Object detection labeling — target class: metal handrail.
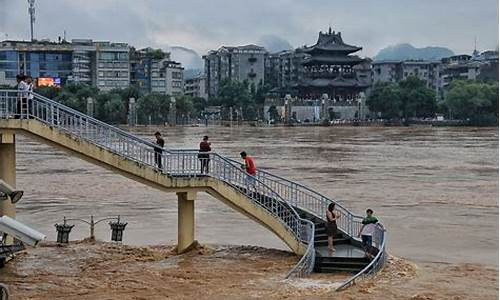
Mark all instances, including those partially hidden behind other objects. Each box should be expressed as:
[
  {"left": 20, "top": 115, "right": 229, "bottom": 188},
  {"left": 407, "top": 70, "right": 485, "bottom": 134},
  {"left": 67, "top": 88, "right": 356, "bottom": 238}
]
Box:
[
  {"left": 0, "top": 89, "right": 386, "bottom": 282},
  {"left": 0, "top": 89, "right": 316, "bottom": 278},
  {"left": 336, "top": 224, "right": 387, "bottom": 290}
]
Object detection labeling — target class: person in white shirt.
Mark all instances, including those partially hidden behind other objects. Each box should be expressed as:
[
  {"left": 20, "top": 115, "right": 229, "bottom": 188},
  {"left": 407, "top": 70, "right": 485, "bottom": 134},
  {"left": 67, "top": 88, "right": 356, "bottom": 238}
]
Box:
[
  {"left": 358, "top": 209, "right": 385, "bottom": 258},
  {"left": 16, "top": 75, "right": 29, "bottom": 119},
  {"left": 25, "top": 76, "right": 34, "bottom": 117}
]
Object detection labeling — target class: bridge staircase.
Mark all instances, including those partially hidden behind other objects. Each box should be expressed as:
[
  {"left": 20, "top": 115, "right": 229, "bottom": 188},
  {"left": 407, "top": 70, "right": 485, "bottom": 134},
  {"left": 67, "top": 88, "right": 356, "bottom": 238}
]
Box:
[{"left": 0, "top": 90, "right": 387, "bottom": 290}]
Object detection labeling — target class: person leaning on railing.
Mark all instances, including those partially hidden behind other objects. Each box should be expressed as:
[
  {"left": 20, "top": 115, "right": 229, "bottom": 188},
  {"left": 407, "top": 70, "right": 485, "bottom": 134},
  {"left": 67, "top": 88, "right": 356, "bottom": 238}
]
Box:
[
  {"left": 154, "top": 131, "right": 165, "bottom": 169},
  {"left": 198, "top": 136, "right": 211, "bottom": 174},
  {"left": 357, "top": 208, "right": 385, "bottom": 258},
  {"left": 240, "top": 151, "right": 257, "bottom": 189}
]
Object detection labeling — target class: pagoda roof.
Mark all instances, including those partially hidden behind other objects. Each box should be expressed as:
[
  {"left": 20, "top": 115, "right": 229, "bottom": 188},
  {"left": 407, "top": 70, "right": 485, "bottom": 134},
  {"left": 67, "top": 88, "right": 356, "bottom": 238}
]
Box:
[
  {"left": 301, "top": 28, "right": 362, "bottom": 54},
  {"left": 303, "top": 55, "right": 365, "bottom": 65},
  {"left": 297, "top": 77, "right": 369, "bottom": 88}
]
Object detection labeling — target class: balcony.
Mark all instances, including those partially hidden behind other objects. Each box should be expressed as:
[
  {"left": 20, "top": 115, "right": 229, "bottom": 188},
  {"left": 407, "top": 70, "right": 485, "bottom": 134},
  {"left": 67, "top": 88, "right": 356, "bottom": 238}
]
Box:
[
  {"left": 248, "top": 72, "right": 257, "bottom": 78},
  {"left": 248, "top": 57, "right": 257, "bottom": 63}
]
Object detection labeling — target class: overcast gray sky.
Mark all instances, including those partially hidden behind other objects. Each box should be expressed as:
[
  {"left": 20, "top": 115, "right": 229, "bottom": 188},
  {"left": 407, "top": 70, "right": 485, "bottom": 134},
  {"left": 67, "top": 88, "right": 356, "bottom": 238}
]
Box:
[{"left": 0, "top": 0, "right": 498, "bottom": 59}]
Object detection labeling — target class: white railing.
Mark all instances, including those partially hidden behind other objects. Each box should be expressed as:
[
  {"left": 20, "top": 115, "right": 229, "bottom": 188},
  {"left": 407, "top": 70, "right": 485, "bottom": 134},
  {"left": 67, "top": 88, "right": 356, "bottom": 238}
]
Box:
[
  {"left": 0, "top": 90, "right": 315, "bottom": 278},
  {"left": 0, "top": 89, "right": 386, "bottom": 282}
]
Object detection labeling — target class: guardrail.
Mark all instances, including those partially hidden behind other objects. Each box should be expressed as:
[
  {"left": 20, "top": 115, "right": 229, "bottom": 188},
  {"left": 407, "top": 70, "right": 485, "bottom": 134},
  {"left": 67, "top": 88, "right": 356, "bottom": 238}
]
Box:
[
  {"left": 336, "top": 224, "right": 387, "bottom": 291},
  {"left": 0, "top": 90, "right": 316, "bottom": 278},
  {"left": 0, "top": 90, "right": 386, "bottom": 283}
]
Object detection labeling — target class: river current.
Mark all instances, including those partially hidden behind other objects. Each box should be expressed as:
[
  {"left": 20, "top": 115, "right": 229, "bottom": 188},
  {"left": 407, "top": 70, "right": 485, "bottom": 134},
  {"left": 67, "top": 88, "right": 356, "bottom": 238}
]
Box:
[{"left": 14, "top": 126, "right": 498, "bottom": 266}]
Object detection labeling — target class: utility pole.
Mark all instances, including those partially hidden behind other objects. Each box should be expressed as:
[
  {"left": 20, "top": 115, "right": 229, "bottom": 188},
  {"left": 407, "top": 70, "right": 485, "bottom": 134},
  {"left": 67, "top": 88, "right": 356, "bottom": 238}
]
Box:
[{"left": 28, "top": 0, "right": 36, "bottom": 41}]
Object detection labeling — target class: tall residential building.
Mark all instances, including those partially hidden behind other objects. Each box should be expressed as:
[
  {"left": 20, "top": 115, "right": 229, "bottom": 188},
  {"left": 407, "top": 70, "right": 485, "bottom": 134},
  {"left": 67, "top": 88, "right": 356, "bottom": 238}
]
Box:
[
  {"left": 70, "top": 39, "right": 96, "bottom": 85},
  {"left": 184, "top": 73, "right": 208, "bottom": 99},
  {"left": 130, "top": 47, "right": 171, "bottom": 94},
  {"left": 94, "top": 41, "right": 130, "bottom": 91},
  {"left": 164, "top": 60, "right": 184, "bottom": 96},
  {"left": 203, "top": 44, "right": 267, "bottom": 97},
  {"left": 265, "top": 50, "right": 306, "bottom": 95}
]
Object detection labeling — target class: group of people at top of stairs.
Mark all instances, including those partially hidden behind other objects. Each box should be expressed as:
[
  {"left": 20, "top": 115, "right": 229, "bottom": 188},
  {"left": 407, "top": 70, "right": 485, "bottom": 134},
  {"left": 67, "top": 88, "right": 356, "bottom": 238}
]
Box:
[
  {"left": 153, "top": 133, "right": 257, "bottom": 186},
  {"left": 14, "top": 74, "right": 34, "bottom": 119},
  {"left": 326, "top": 204, "right": 385, "bottom": 258}
]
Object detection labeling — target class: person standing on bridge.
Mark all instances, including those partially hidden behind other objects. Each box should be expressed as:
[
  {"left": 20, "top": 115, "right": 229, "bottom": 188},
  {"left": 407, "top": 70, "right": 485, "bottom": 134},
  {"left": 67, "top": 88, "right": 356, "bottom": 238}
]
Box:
[
  {"left": 326, "top": 202, "right": 340, "bottom": 254},
  {"left": 154, "top": 131, "right": 165, "bottom": 170},
  {"left": 198, "top": 136, "right": 211, "bottom": 174},
  {"left": 240, "top": 151, "right": 257, "bottom": 189},
  {"left": 358, "top": 209, "right": 384, "bottom": 258},
  {"left": 15, "top": 75, "right": 28, "bottom": 119}
]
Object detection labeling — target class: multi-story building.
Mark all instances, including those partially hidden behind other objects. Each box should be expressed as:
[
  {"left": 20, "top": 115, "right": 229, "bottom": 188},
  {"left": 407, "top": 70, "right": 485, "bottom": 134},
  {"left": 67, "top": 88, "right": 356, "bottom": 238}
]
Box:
[
  {"left": 164, "top": 60, "right": 184, "bottom": 96},
  {"left": 184, "top": 73, "right": 208, "bottom": 99},
  {"left": 372, "top": 60, "right": 442, "bottom": 95},
  {"left": 0, "top": 40, "right": 73, "bottom": 86},
  {"left": 265, "top": 50, "right": 306, "bottom": 96},
  {"left": 130, "top": 47, "right": 171, "bottom": 94},
  {"left": 203, "top": 44, "right": 267, "bottom": 97},
  {"left": 70, "top": 39, "right": 95, "bottom": 85},
  {"left": 0, "top": 39, "right": 131, "bottom": 90},
  {"left": 94, "top": 41, "right": 130, "bottom": 91}
]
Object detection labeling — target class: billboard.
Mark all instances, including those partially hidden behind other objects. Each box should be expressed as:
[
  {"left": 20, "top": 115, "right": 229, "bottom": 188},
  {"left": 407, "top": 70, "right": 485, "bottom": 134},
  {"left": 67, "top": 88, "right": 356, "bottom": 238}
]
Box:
[{"left": 37, "top": 77, "right": 61, "bottom": 87}]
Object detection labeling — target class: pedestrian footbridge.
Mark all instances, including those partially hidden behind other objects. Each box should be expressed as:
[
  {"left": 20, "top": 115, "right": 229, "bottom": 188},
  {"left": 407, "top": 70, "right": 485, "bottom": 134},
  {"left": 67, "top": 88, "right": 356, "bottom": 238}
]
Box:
[{"left": 0, "top": 90, "right": 386, "bottom": 290}]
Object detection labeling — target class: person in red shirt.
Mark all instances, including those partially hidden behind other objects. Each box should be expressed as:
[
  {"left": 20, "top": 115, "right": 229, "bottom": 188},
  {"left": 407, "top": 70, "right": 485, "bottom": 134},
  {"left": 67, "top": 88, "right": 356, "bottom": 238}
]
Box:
[
  {"left": 240, "top": 151, "right": 256, "bottom": 188},
  {"left": 198, "top": 135, "right": 211, "bottom": 174}
]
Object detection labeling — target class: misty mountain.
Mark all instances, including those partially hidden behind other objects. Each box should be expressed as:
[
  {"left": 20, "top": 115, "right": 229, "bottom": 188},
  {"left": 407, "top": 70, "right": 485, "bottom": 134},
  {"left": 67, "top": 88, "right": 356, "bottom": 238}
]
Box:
[
  {"left": 168, "top": 46, "right": 203, "bottom": 69},
  {"left": 257, "top": 35, "right": 293, "bottom": 53},
  {"left": 374, "top": 43, "right": 455, "bottom": 61}
]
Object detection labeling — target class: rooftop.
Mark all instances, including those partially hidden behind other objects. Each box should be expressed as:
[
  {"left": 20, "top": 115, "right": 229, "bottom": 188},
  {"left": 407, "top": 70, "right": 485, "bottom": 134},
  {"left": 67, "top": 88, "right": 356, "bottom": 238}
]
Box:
[{"left": 301, "top": 27, "right": 362, "bottom": 54}]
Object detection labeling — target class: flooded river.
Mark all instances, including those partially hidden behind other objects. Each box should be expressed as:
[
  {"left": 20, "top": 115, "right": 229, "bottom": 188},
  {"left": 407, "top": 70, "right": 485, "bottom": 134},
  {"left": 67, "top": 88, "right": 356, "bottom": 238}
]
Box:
[{"left": 14, "top": 126, "right": 498, "bottom": 267}]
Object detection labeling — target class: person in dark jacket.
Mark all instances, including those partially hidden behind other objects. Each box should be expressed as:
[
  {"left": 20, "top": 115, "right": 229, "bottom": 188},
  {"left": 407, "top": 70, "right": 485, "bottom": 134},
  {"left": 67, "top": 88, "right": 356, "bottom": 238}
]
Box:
[
  {"left": 154, "top": 131, "right": 165, "bottom": 169},
  {"left": 326, "top": 202, "right": 340, "bottom": 254},
  {"left": 198, "top": 135, "right": 211, "bottom": 174}
]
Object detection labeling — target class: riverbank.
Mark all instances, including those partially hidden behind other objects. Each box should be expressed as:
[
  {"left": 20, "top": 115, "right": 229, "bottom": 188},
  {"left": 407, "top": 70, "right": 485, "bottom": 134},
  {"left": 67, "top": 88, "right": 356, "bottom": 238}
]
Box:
[{"left": 1, "top": 240, "right": 497, "bottom": 299}]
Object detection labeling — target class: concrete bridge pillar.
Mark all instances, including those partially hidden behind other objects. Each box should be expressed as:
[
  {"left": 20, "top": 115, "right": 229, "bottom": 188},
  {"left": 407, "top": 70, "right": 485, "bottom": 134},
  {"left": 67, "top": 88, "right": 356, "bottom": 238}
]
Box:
[
  {"left": 177, "top": 191, "right": 196, "bottom": 253},
  {"left": 0, "top": 133, "right": 16, "bottom": 245}
]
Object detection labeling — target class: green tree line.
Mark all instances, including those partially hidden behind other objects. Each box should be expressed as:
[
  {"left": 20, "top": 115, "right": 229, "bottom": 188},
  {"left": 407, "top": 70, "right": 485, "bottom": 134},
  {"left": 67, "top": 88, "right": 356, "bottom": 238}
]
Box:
[
  {"left": 367, "top": 76, "right": 498, "bottom": 125},
  {"left": 34, "top": 83, "right": 207, "bottom": 125}
]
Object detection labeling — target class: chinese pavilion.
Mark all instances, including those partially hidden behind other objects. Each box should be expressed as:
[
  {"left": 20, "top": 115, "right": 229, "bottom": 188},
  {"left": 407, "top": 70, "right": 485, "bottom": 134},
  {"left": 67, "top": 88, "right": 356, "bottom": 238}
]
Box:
[{"left": 296, "top": 27, "right": 370, "bottom": 101}]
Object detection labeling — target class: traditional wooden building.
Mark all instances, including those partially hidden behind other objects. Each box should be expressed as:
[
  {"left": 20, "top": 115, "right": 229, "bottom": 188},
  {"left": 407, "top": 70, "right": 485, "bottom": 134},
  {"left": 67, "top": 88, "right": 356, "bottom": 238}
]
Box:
[{"left": 296, "top": 27, "right": 370, "bottom": 101}]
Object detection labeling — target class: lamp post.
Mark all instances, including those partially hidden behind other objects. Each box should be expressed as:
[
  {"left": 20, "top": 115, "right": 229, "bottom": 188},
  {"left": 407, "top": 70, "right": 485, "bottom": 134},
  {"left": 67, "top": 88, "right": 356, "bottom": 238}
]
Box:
[{"left": 55, "top": 215, "right": 126, "bottom": 243}]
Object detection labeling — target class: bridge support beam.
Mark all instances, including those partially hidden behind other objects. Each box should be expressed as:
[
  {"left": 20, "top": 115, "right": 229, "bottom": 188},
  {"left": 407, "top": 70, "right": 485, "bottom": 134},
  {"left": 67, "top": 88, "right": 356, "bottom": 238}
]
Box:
[
  {"left": 177, "top": 191, "right": 196, "bottom": 254},
  {"left": 0, "top": 133, "right": 16, "bottom": 245}
]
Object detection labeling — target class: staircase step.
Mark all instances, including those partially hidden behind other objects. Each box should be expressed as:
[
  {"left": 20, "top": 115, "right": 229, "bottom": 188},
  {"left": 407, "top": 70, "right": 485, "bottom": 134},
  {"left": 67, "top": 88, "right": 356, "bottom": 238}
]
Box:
[
  {"left": 314, "top": 265, "right": 365, "bottom": 274},
  {"left": 315, "top": 260, "right": 369, "bottom": 269},
  {"left": 317, "top": 255, "right": 371, "bottom": 263},
  {"left": 314, "top": 238, "right": 350, "bottom": 247}
]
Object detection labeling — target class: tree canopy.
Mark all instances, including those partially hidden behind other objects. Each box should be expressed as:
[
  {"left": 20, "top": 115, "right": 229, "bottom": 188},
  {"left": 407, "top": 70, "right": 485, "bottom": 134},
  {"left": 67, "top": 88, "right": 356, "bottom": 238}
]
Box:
[
  {"left": 444, "top": 80, "right": 498, "bottom": 125},
  {"left": 367, "top": 76, "right": 437, "bottom": 119}
]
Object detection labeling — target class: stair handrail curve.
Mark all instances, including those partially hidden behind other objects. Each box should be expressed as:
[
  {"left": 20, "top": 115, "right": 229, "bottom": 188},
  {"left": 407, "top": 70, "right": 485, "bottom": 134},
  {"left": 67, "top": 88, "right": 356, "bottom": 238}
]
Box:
[
  {"left": 0, "top": 89, "right": 316, "bottom": 278},
  {"left": 336, "top": 224, "right": 387, "bottom": 291},
  {"left": 222, "top": 158, "right": 388, "bottom": 288}
]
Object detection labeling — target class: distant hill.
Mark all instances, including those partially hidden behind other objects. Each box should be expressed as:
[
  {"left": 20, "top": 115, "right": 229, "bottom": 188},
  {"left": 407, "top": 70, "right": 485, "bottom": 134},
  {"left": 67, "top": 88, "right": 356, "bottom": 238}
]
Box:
[{"left": 374, "top": 43, "right": 455, "bottom": 61}]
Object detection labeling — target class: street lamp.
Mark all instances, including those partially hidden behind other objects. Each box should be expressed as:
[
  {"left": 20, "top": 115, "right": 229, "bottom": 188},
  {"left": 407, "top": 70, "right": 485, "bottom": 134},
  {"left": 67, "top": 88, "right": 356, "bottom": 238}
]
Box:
[{"left": 55, "top": 215, "right": 126, "bottom": 244}]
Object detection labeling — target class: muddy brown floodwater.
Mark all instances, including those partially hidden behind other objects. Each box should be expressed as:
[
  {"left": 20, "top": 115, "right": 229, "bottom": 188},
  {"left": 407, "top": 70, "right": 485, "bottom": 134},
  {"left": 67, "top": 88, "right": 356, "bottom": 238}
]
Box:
[{"left": 1, "top": 126, "right": 498, "bottom": 299}]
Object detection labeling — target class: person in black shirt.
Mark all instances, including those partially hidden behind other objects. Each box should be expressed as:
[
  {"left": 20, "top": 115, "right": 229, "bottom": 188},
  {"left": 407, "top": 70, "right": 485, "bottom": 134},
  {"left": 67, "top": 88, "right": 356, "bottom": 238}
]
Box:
[
  {"left": 198, "top": 135, "right": 211, "bottom": 174},
  {"left": 154, "top": 131, "right": 165, "bottom": 169}
]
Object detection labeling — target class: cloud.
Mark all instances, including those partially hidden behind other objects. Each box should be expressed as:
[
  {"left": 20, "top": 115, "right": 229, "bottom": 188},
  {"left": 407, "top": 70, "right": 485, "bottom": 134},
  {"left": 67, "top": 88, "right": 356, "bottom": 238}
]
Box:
[
  {"left": 257, "top": 35, "right": 293, "bottom": 53},
  {"left": 0, "top": 0, "right": 498, "bottom": 59}
]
